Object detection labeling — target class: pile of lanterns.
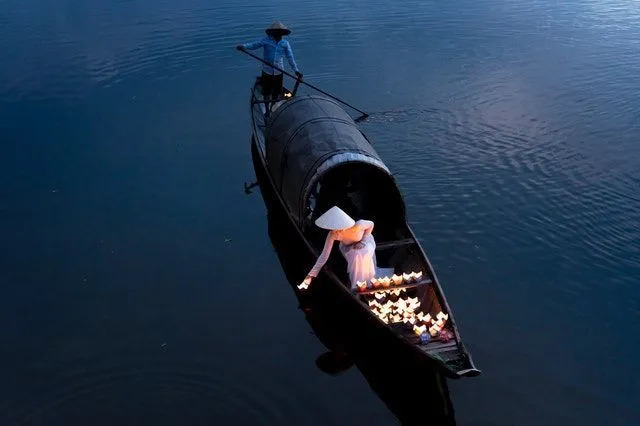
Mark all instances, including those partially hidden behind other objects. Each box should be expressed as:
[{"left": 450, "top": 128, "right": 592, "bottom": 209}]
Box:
[
  {"left": 366, "top": 292, "right": 451, "bottom": 342},
  {"left": 355, "top": 271, "right": 424, "bottom": 292}
]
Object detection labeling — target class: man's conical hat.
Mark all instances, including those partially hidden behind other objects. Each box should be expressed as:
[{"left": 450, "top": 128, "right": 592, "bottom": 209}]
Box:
[{"left": 265, "top": 21, "right": 291, "bottom": 36}]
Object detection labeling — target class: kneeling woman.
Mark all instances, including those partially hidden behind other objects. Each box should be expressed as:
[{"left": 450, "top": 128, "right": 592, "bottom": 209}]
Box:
[{"left": 302, "top": 206, "right": 378, "bottom": 289}]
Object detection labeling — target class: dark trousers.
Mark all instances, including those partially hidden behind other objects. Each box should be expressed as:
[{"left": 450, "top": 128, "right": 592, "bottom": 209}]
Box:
[{"left": 261, "top": 71, "right": 283, "bottom": 100}]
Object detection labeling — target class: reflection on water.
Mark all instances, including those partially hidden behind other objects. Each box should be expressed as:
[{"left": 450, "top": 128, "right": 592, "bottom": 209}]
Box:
[{"left": 266, "top": 203, "right": 456, "bottom": 426}]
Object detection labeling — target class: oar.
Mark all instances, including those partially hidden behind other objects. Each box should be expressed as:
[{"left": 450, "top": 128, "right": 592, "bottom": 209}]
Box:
[{"left": 237, "top": 47, "right": 369, "bottom": 122}]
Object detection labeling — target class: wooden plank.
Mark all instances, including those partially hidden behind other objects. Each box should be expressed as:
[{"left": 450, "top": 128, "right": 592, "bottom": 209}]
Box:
[
  {"left": 355, "top": 278, "right": 432, "bottom": 295},
  {"left": 375, "top": 238, "right": 415, "bottom": 250}
]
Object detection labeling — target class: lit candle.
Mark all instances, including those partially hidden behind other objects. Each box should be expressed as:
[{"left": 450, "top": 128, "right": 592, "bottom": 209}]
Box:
[
  {"left": 375, "top": 292, "right": 384, "bottom": 300},
  {"left": 371, "top": 278, "right": 381, "bottom": 288},
  {"left": 412, "top": 271, "right": 423, "bottom": 281},
  {"left": 391, "top": 314, "right": 402, "bottom": 323},
  {"left": 391, "top": 274, "right": 403, "bottom": 286},
  {"left": 424, "top": 313, "right": 432, "bottom": 323},
  {"left": 416, "top": 312, "right": 424, "bottom": 321},
  {"left": 413, "top": 324, "right": 427, "bottom": 335},
  {"left": 380, "top": 277, "right": 391, "bottom": 287},
  {"left": 356, "top": 281, "right": 368, "bottom": 292},
  {"left": 437, "top": 312, "right": 449, "bottom": 321},
  {"left": 402, "top": 272, "right": 412, "bottom": 282},
  {"left": 408, "top": 317, "right": 416, "bottom": 325},
  {"left": 435, "top": 319, "right": 444, "bottom": 327}
]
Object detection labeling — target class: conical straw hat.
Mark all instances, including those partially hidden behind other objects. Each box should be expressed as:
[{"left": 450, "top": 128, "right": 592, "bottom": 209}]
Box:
[
  {"left": 265, "top": 21, "right": 291, "bottom": 35},
  {"left": 314, "top": 206, "right": 355, "bottom": 230}
]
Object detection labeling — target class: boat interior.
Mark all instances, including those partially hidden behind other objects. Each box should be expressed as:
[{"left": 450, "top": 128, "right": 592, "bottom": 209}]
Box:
[{"left": 303, "top": 162, "right": 446, "bottom": 321}]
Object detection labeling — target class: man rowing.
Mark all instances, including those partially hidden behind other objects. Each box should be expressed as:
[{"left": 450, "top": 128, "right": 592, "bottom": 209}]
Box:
[{"left": 237, "top": 21, "right": 303, "bottom": 106}]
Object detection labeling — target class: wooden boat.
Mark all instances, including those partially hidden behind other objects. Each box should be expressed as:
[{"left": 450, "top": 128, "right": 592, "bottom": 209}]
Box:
[{"left": 248, "top": 79, "right": 481, "bottom": 378}]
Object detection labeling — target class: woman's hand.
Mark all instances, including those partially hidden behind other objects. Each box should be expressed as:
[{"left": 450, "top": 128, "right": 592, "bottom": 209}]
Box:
[{"left": 297, "top": 275, "right": 313, "bottom": 290}]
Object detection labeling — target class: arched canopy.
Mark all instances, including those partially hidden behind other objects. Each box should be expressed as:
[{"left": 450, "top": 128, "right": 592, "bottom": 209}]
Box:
[{"left": 265, "top": 95, "right": 399, "bottom": 225}]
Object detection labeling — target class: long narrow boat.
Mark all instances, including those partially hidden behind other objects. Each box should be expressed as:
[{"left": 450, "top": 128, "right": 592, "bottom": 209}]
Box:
[{"left": 249, "top": 79, "right": 480, "bottom": 378}]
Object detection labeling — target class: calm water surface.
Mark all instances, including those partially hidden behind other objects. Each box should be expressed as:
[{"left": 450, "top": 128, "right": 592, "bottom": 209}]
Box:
[{"left": 1, "top": 0, "right": 639, "bottom": 424}]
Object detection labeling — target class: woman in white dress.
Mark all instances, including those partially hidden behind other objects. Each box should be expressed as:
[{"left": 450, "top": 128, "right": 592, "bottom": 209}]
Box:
[{"left": 301, "top": 206, "right": 378, "bottom": 290}]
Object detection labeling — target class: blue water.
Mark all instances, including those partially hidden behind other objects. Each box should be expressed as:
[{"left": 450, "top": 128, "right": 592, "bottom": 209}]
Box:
[{"left": 1, "top": 0, "right": 639, "bottom": 424}]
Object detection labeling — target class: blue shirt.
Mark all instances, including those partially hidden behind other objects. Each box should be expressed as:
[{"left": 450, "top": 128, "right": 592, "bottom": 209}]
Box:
[{"left": 242, "top": 36, "right": 299, "bottom": 75}]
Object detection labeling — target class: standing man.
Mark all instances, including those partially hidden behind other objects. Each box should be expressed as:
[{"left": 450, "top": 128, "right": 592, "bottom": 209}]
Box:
[{"left": 237, "top": 21, "right": 302, "bottom": 103}]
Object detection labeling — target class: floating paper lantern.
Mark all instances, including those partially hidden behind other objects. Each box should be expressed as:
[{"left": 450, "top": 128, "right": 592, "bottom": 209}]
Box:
[
  {"left": 413, "top": 324, "right": 427, "bottom": 335},
  {"left": 424, "top": 313, "right": 432, "bottom": 323},
  {"left": 429, "top": 326, "right": 439, "bottom": 337},
  {"left": 437, "top": 312, "right": 449, "bottom": 321},
  {"left": 380, "top": 277, "right": 391, "bottom": 287},
  {"left": 391, "top": 274, "right": 403, "bottom": 286}
]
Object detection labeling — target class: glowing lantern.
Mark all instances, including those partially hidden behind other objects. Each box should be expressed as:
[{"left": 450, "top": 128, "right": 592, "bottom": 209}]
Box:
[
  {"left": 411, "top": 271, "right": 423, "bottom": 281},
  {"left": 402, "top": 272, "right": 412, "bottom": 282},
  {"left": 379, "top": 277, "right": 391, "bottom": 287},
  {"left": 375, "top": 293, "right": 384, "bottom": 300},
  {"left": 391, "top": 274, "right": 403, "bottom": 286},
  {"left": 371, "top": 278, "right": 381, "bottom": 288},
  {"left": 356, "top": 281, "right": 367, "bottom": 292},
  {"left": 297, "top": 277, "right": 311, "bottom": 290},
  {"left": 429, "top": 325, "right": 439, "bottom": 337},
  {"left": 413, "top": 324, "right": 427, "bottom": 335},
  {"left": 437, "top": 312, "right": 449, "bottom": 321},
  {"left": 424, "top": 313, "right": 432, "bottom": 323},
  {"left": 408, "top": 317, "right": 416, "bottom": 325}
]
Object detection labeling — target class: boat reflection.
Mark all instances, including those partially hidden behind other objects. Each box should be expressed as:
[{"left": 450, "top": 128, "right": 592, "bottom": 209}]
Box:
[{"left": 266, "top": 207, "right": 457, "bottom": 426}]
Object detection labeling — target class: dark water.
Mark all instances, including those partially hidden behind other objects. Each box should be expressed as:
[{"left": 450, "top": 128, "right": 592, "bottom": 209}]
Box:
[{"left": 1, "top": 0, "right": 639, "bottom": 424}]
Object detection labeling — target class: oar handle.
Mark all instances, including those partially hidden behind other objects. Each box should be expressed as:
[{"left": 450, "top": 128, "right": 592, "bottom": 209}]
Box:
[{"left": 237, "top": 47, "right": 369, "bottom": 120}]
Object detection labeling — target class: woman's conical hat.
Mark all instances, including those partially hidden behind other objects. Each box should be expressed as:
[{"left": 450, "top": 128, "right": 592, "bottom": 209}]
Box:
[
  {"left": 315, "top": 206, "right": 355, "bottom": 230},
  {"left": 265, "top": 21, "right": 291, "bottom": 36}
]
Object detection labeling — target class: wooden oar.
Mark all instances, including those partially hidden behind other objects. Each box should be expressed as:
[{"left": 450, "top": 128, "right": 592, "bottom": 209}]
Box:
[{"left": 237, "top": 46, "right": 369, "bottom": 122}]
